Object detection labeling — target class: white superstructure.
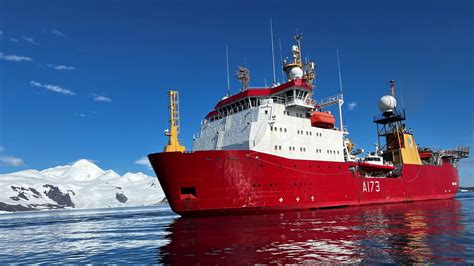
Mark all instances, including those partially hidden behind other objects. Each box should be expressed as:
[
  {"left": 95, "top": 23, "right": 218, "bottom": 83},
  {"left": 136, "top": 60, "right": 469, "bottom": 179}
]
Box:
[
  {"left": 192, "top": 81, "right": 348, "bottom": 162},
  {"left": 192, "top": 33, "right": 351, "bottom": 163}
]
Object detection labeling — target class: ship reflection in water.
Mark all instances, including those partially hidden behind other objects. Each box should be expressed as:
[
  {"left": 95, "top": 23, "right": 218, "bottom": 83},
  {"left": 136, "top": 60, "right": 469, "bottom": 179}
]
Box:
[{"left": 160, "top": 199, "right": 468, "bottom": 264}]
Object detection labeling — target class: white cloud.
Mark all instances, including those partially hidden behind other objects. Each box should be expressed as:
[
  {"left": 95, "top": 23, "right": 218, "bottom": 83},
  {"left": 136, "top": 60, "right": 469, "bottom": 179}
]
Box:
[
  {"left": 0, "top": 52, "right": 32, "bottom": 62},
  {"left": 0, "top": 155, "right": 24, "bottom": 167},
  {"left": 0, "top": 30, "right": 3, "bottom": 36},
  {"left": 30, "top": 81, "right": 76, "bottom": 96},
  {"left": 74, "top": 113, "right": 87, "bottom": 118},
  {"left": 0, "top": 145, "right": 4, "bottom": 152},
  {"left": 8, "top": 38, "right": 18, "bottom": 42},
  {"left": 47, "top": 64, "right": 76, "bottom": 71},
  {"left": 135, "top": 156, "right": 152, "bottom": 169},
  {"left": 21, "top": 35, "right": 40, "bottom": 45},
  {"left": 94, "top": 95, "right": 112, "bottom": 102},
  {"left": 44, "top": 29, "right": 65, "bottom": 37},
  {"left": 347, "top": 102, "right": 357, "bottom": 111}
]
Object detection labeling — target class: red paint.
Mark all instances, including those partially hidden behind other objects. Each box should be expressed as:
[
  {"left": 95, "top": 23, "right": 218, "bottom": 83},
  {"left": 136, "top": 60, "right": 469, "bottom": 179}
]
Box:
[
  {"left": 206, "top": 79, "right": 312, "bottom": 118},
  {"left": 148, "top": 150, "right": 459, "bottom": 216},
  {"left": 358, "top": 161, "right": 396, "bottom": 172},
  {"left": 419, "top": 152, "right": 433, "bottom": 159}
]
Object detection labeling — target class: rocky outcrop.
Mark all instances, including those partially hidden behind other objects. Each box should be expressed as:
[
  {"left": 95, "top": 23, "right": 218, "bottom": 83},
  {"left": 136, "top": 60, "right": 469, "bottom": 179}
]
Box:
[
  {"left": 43, "top": 185, "right": 74, "bottom": 207},
  {"left": 116, "top": 192, "right": 128, "bottom": 203}
]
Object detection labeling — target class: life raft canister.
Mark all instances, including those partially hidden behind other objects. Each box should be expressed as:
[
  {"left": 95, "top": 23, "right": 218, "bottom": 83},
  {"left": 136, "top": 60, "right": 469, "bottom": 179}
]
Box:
[{"left": 310, "top": 111, "right": 336, "bottom": 128}]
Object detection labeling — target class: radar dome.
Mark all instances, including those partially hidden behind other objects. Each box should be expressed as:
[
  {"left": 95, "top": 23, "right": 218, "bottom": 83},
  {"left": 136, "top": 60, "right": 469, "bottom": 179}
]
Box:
[
  {"left": 378, "top": 95, "right": 397, "bottom": 113},
  {"left": 288, "top": 66, "right": 303, "bottom": 79}
]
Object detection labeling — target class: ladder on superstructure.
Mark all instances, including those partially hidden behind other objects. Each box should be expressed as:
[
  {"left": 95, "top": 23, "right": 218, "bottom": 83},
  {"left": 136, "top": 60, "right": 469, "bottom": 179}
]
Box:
[{"left": 170, "top": 91, "right": 181, "bottom": 134}]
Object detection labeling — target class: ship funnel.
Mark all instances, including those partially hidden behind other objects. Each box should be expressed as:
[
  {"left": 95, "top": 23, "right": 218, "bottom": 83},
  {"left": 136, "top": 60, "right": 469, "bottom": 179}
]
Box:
[{"left": 378, "top": 95, "right": 397, "bottom": 113}]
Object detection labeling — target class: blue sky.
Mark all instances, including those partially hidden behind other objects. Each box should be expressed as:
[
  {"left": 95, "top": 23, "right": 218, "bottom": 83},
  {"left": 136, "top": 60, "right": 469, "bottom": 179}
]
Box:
[{"left": 0, "top": 0, "right": 473, "bottom": 185}]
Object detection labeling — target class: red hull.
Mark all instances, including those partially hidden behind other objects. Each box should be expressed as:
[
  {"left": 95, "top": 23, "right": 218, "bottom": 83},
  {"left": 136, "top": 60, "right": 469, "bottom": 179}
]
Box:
[{"left": 148, "top": 150, "right": 459, "bottom": 216}]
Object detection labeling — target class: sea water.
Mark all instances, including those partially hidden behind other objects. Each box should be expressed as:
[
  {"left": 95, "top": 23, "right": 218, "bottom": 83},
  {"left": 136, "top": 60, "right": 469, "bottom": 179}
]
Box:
[{"left": 0, "top": 194, "right": 473, "bottom": 264}]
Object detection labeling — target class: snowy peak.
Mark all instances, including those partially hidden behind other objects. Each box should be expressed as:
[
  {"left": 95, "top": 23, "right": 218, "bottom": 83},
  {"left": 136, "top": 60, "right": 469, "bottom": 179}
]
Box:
[
  {"left": 0, "top": 159, "right": 165, "bottom": 212},
  {"left": 66, "top": 159, "right": 105, "bottom": 181},
  {"left": 71, "top": 159, "right": 101, "bottom": 169},
  {"left": 40, "top": 159, "right": 105, "bottom": 181}
]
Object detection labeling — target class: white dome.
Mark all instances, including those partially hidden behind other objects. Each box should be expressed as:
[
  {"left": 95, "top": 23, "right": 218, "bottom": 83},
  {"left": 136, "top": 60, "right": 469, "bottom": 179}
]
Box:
[
  {"left": 288, "top": 66, "right": 303, "bottom": 79},
  {"left": 378, "top": 95, "right": 397, "bottom": 113}
]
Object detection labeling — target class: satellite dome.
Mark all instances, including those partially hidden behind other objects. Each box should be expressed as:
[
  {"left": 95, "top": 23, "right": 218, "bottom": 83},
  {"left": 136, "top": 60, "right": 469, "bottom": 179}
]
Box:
[
  {"left": 288, "top": 66, "right": 303, "bottom": 79},
  {"left": 378, "top": 95, "right": 397, "bottom": 113}
]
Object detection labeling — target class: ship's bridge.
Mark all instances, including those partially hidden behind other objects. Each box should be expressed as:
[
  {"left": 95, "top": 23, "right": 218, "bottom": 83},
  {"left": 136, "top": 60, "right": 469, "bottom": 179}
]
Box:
[{"left": 205, "top": 78, "right": 314, "bottom": 122}]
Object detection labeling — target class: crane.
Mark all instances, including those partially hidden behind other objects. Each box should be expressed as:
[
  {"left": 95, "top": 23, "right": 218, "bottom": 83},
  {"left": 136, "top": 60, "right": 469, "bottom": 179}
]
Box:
[{"left": 163, "top": 90, "right": 186, "bottom": 152}]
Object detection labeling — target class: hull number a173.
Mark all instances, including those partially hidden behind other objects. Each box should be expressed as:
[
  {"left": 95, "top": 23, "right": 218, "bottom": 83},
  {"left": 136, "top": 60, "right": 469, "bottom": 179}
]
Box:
[{"left": 363, "top": 180, "right": 380, "bottom": 192}]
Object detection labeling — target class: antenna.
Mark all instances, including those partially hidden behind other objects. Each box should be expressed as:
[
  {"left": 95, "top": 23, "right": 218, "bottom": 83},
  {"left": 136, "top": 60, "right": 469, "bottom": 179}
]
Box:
[
  {"left": 390, "top": 80, "right": 395, "bottom": 97},
  {"left": 226, "top": 45, "right": 230, "bottom": 96},
  {"left": 278, "top": 38, "right": 284, "bottom": 83},
  {"left": 337, "top": 49, "right": 344, "bottom": 94},
  {"left": 336, "top": 49, "right": 345, "bottom": 133},
  {"left": 270, "top": 19, "right": 276, "bottom": 86}
]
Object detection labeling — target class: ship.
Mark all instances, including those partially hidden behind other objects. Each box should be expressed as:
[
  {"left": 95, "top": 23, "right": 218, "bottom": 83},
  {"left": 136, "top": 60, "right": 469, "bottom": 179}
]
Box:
[{"left": 148, "top": 34, "right": 469, "bottom": 216}]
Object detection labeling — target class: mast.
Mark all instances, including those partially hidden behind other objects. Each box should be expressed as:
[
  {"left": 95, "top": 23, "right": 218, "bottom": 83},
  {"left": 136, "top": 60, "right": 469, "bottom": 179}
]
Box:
[
  {"left": 270, "top": 19, "right": 276, "bottom": 86},
  {"left": 164, "top": 90, "right": 186, "bottom": 152},
  {"left": 278, "top": 38, "right": 284, "bottom": 83},
  {"left": 337, "top": 49, "right": 345, "bottom": 133},
  {"left": 390, "top": 80, "right": 395, "bottom": 97},
  {"left": 226, "top": 45, "right": 230, "bottom": 96}
]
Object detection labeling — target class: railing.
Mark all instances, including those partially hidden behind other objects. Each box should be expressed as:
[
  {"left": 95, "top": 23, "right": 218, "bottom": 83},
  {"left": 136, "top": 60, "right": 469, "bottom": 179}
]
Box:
[{"left": 316, "top": 94, "right": 343, "bottom": 109}]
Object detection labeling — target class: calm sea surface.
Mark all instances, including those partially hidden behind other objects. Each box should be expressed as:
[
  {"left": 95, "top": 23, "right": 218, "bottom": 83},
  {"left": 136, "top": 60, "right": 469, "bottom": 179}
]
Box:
[{"left": 0, "top": 194, "right": 473, "bottom": 264}]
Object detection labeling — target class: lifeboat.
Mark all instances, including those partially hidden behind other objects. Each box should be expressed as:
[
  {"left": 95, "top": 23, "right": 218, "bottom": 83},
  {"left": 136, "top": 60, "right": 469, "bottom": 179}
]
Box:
[
  {"left": 358, "top": 161, "right": 395, "bottom": 172},
  {"left": 419, "top": 152, "right": 432, "bottom": 159},
  {"left": 310, "top": 111, "right": 335, "bottom": 128},
  {"left": 359, "top": 153, "right": 395, "bottom": 172}
]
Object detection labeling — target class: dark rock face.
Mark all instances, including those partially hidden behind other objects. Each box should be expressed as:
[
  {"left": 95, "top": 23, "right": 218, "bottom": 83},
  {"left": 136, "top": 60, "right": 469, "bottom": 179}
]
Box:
[
  {"left": 116, "top": 193, "right": 128, "bottom": 203},
  {"left": 43, "top": 184, "right": 74, "bottom": 208},
  {"left": 30, "top": 188, "right": 40, "bottom": 196},
  {"left": 0, "top": 202, "right": 34, "bottom": 212},
  {"left": 10, "top": 186, "right": 43, "bottom": 201},
  {"left": 9, "top": 196, "right": 21, "bottom": 201}
]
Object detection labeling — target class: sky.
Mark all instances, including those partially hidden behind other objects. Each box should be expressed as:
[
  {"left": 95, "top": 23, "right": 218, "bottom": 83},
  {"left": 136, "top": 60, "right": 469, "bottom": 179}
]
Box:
[{"left": 0, "top": 0, "right": 473, "bottom": 185}]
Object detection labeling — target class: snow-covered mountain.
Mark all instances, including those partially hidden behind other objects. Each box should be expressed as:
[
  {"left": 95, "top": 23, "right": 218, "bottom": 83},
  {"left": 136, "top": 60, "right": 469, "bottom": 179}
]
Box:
[{"left": 0, "top": 159, "right": 165, "bottom": 212}]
